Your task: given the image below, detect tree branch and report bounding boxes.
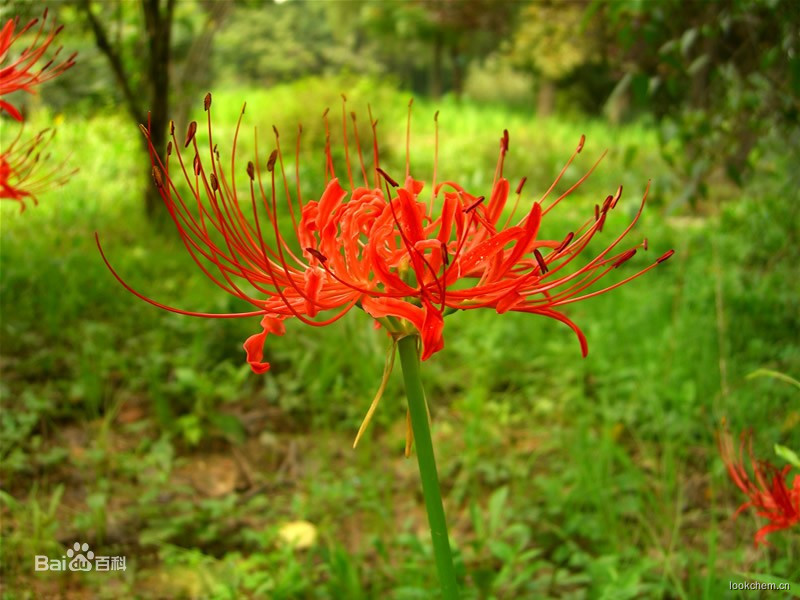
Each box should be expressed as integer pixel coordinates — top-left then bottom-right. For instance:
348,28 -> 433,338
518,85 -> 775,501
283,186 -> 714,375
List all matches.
80,0 -> 145,125
174,0 -> 232,129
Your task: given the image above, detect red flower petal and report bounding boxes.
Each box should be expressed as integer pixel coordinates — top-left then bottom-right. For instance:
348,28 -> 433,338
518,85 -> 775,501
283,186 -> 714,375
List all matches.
243,315 -> 286,374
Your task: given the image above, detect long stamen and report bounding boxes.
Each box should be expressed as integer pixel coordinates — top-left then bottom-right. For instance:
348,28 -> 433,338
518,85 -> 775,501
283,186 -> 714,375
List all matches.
542,148 -> 607,217
295,123 -> 303,208
229,103 -> 247,204
249,156 -> 343,325
368,104 -> 380,188
322,108 -> 334,182
341,94 -> 354,189
491,129 -> 509,191
273,125 -> 300,233
350,111 -> 369,186
96,235 -> 267,318
405,98 -> 412,180
548,251 -> 674,306
430,110 -> 439,212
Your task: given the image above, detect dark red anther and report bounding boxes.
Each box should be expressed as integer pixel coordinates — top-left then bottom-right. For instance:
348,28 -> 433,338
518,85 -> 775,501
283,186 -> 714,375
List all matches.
322,108 -> 330,118
166,141 -> 172,156
210,173 -> 218,191
306,247 -> 328,263
501,129 -> 509,152
657,249 -> 675,263
613,248 -> 637,268
612,185 -> 623,208
533,248 -> 549,273
341,93 -> 347,102
595,204 -> 600,222
184,121 -> 197,148
169,120 -> 175,135
577,134 -> 585,153
193,154 -> 201,176
516,176 -> 527,195
441,242 -> 449,266
434,110 -> 439,122
556,231 -> 574,253
602,194 -> 613,213
408,98 -> 414,108
350,111 -> 357,122
272,125 -> 279,138
643,237 -> 648,251
204,93 -> 212,111
266,150 -> 278,172
151,165 -> 164,188
241,102 -> 247,115
597,213 -> 606,233
298,123 -> 303,134
246,161 -> 255,180
464,196 -> 486,213
376,167 -> 398,187
213,144 -> 218,155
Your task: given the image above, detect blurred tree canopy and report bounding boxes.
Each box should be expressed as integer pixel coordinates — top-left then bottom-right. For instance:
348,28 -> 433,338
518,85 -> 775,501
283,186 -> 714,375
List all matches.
213,0 -> 521,99
599,0 -> 800,206
8,0 -> 798,214
79,0 -> 232,217
4,0 -> 232,218
505,0 -> 614,116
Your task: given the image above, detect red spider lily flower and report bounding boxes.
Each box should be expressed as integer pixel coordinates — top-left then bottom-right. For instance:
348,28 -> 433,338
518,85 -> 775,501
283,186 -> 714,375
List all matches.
718,427 -> 800,547
0,127 -> 75,212
96,93 -> 672,443
0,9 -> 76,121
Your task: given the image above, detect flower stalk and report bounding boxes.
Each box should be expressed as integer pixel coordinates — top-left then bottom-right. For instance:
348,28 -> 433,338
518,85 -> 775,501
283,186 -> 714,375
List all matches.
397,334 -> 459,599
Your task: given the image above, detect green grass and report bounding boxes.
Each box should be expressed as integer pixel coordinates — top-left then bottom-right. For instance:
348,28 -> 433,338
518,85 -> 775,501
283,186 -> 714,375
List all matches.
1,76 -> 798,599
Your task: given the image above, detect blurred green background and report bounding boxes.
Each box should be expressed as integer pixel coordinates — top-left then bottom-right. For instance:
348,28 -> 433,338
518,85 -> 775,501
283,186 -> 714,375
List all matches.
1,0 -> 798,598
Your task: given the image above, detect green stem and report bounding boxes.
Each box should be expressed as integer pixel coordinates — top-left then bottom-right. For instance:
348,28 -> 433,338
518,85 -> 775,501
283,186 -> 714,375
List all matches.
397,335 -> 459,599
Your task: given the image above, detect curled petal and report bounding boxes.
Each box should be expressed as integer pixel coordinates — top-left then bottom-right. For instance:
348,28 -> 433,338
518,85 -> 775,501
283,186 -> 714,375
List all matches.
362,296 -> 424,329
243,315 -> 286,374
420,302 -> 444,360
303,267 -> 325,317
315,177 -> 347,231
362,297 -> 444,361
486,177 -> 509,225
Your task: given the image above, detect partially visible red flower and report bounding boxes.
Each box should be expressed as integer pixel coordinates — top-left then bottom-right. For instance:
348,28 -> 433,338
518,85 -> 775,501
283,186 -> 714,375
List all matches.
97,93 -> 673,380
0,127 -> 75,212
0,9 -> 76,121
718,427 -> 800,546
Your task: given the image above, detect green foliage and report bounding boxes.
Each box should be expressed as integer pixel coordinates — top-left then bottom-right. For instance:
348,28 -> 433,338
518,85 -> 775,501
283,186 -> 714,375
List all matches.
506,0 -> 602,81
1,78 -> 798,597
213,1 -> 374,87
601,0 -> 800,205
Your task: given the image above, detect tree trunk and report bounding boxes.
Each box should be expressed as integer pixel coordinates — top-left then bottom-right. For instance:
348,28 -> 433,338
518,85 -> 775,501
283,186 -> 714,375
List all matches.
431,33 -> 443,99
537,79 -> 556,117
83,0 -> 176,221
173,2 -> 232,135
606,87 -> 630,125
142,0 -> 175,218
449,44 -> 464,98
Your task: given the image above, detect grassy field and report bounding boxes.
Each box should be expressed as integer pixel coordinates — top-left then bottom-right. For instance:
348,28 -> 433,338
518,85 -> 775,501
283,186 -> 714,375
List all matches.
1,78 -> 798,599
